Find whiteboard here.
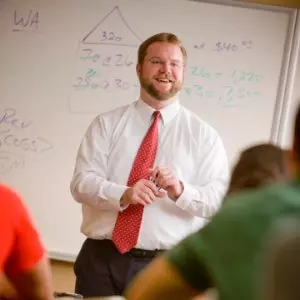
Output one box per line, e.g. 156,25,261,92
0,0,296,261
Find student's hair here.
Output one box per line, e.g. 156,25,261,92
137,32,187,66
226,143,290,196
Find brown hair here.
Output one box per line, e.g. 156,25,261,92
226,143,290,197
137,32,187,66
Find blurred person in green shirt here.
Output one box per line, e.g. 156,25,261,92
125,133,296,300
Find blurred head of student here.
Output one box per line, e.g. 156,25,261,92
225,143,291,198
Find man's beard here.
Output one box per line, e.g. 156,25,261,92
139,75,182,101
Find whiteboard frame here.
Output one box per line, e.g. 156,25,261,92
277,10,300,146
190,0,298,145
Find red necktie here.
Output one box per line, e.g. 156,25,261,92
112,111,161,253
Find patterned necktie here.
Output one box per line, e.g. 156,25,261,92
112,111,161,254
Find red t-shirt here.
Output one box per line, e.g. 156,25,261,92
0,184,44,278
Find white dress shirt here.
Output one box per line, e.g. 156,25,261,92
70,98,229,250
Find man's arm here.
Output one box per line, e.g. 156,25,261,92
70,116,128,211
0,275,18,299
125,228,214,300
151,134,229,218
8,256,53,300
124,256,200,300
177,134,229,218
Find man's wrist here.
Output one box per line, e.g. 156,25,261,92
120,190,129,210
169,181,184,201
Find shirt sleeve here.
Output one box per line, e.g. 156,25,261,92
0,203,14,274
70,116,128,211
1,185,44,278
167,231,214,292
176,132,229,218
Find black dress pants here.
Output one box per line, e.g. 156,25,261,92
74,239,160,297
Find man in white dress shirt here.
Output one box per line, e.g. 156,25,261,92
70,32,229,297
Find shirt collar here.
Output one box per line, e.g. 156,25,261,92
135,97,180,125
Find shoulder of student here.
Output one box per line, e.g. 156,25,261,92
0,183,24,217
0,184,21,205
222,183,300,218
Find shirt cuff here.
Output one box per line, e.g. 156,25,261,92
120,199,129,211
175,180,197,210
103,183,128,211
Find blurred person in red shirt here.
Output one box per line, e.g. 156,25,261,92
0,183,53,300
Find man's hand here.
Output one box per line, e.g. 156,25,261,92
150,166,184,200
121,179,166,207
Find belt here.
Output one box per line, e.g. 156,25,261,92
125,248,165,258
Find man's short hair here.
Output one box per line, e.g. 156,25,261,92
137,32,187,66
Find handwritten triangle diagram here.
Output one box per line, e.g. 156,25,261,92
82,6,141,47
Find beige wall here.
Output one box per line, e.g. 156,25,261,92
51,260,75,293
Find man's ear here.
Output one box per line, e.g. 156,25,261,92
136,64,141,77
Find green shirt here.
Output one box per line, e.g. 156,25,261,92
168,182,300,300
